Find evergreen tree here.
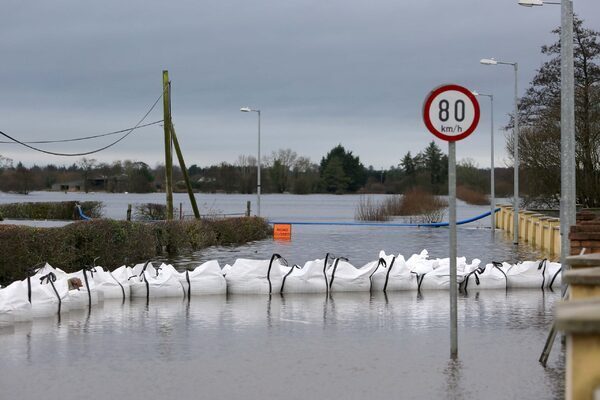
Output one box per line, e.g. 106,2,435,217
319,145,366,192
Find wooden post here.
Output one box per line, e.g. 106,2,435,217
179,202,183,220
171,125,200,219
246,201,251,217
127,204,132,221
163,70,174,220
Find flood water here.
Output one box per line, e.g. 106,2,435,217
0,192,564,399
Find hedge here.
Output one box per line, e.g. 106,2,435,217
0,217,271,285
0,201,104,220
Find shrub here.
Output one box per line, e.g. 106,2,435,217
456,185,489,205
0,201,104,220
0,217,271,285
355,196,390,221
134,203,169,220
397,188,448,223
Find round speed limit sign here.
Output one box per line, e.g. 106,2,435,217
423,84,480,142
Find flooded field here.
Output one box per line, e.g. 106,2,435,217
0,192,563,399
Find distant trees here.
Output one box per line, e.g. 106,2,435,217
509,16,600,207
0,143,515,197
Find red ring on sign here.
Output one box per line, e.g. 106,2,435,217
423,84,480,142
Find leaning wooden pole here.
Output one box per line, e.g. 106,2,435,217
171,125,200,219
163,70,174,220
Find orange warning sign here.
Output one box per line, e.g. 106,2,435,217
273,223,292,241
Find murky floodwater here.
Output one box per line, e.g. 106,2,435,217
0,192,563,399
0,290,564,399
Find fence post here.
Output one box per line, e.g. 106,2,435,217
246,201,251,217
180,202,183,220
127,204,132,221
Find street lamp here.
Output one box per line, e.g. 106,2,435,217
240,107,262,217
480,57,520,244
472,91,496,231
518,0,576,287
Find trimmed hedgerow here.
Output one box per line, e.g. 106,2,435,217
0,217,271,285
0,201,104,220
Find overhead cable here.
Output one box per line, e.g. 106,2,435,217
0,93,163,157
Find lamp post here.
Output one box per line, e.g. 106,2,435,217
473,91,495,230
240,107,261,217
480,58,520,244
518,0,576,288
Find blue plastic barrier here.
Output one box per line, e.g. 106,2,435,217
269,208,500,228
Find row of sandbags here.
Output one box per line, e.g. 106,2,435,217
0,250,562,324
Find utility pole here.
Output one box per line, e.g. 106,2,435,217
163,70,174,220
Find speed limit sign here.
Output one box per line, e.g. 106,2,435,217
422,83,480,358
423,84,480,141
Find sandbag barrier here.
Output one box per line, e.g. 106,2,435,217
0,250,562,325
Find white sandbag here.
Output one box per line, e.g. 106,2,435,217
417,257,469,290
462,261,508,291
506,260,555,289
66,268,100,307
179,260,227,296
371,251,418,291
326,258,381,292
221,264,232,276
280,258,329,294
130,262,185,299
0,281,32,323
26,265,71,315
225,254,288,294
92,266,131,300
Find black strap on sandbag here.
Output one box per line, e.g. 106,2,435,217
328,257,349,290
383,257,397,293
548,264,562,290
280,264,300,294
83,265,95,308
267,254,287,294
463,266,484,291
39,272,61,315
139,260,152,301
369,258,386,292
537,259,548,290
109,270,126,302
323,253,332,293
491,261,508,289
411,271,426,292
185,270,191,298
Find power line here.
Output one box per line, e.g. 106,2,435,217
0,120,163,144
0,93,163,157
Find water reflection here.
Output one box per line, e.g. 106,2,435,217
0,290,564,400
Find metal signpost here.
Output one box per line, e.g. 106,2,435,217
423,84,480,358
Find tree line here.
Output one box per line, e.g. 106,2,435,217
0,143,514,197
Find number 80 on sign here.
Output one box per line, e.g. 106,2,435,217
423,84,480,142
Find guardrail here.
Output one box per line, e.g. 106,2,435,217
495,204,560,257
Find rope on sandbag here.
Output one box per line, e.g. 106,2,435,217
280,264,300,294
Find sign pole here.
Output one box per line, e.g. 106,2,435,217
422,83,480,359
449,140,458,359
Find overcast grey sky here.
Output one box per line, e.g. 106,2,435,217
1,0,599,169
